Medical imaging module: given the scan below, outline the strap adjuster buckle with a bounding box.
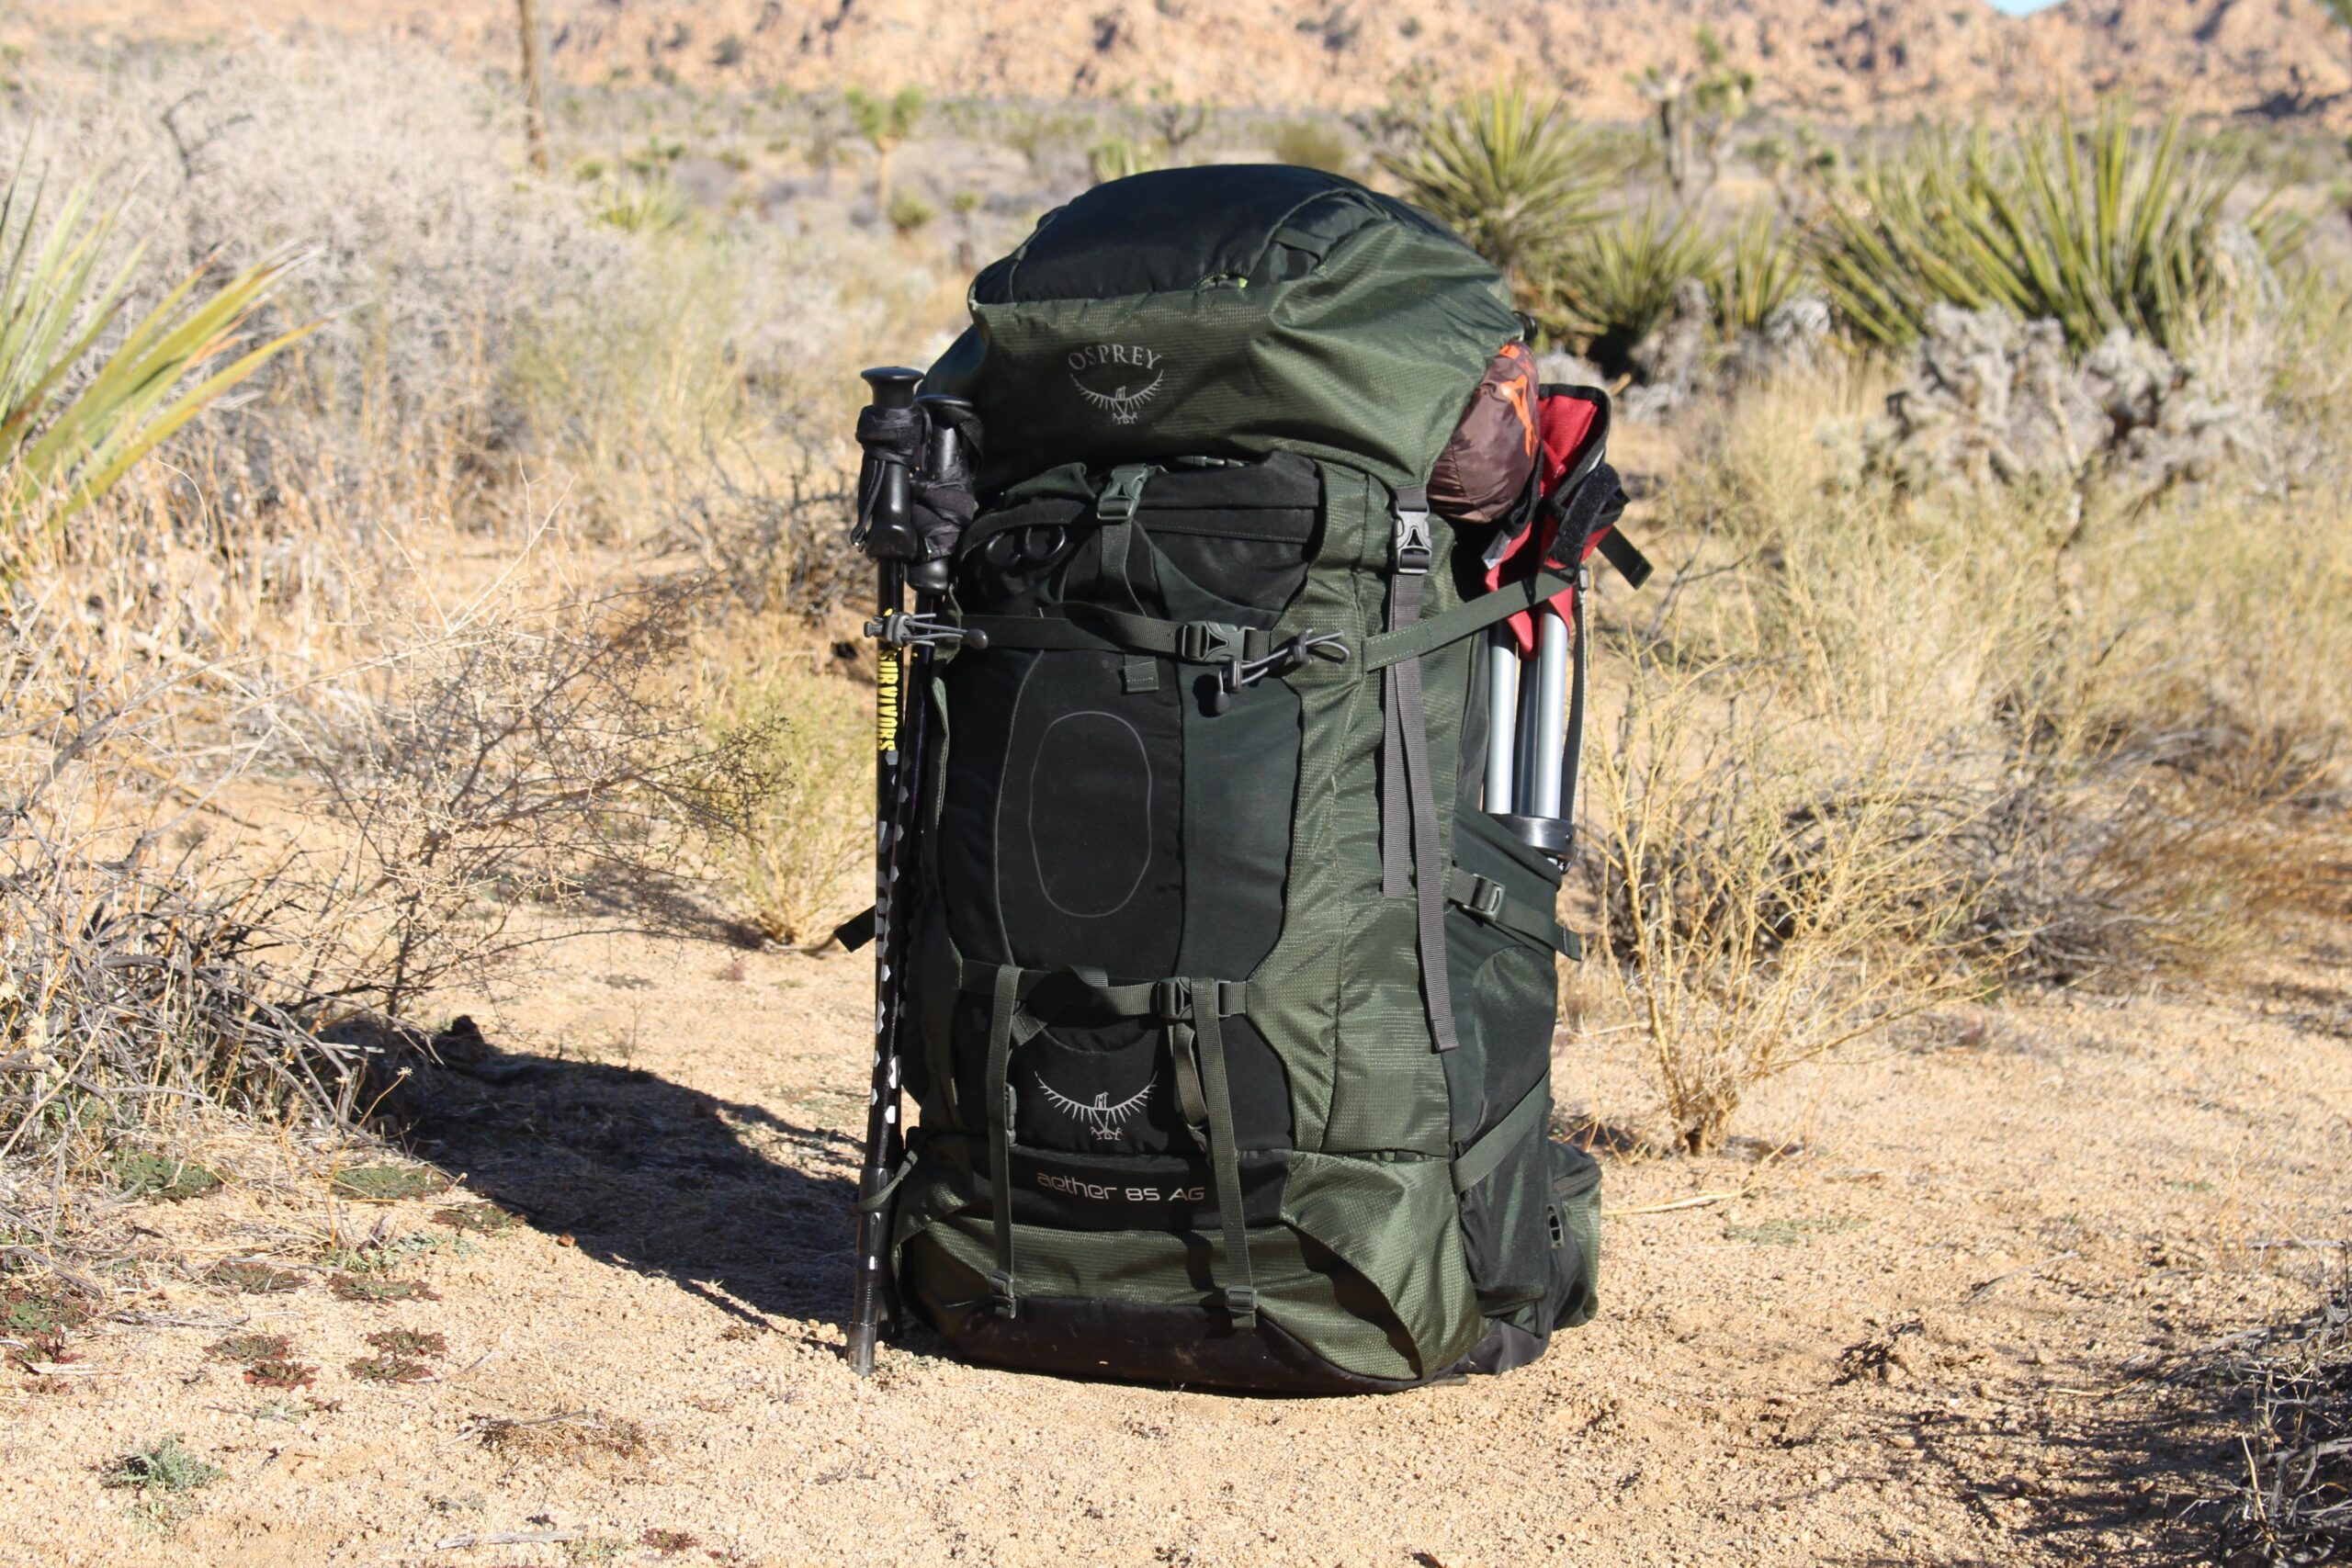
[1097,464,1153,522]
[1464,874,1507,923]
[1152,977,1194,1022]
[1223,1285,1258,1322]
[1393,503,1433,574]
[985,1269,1018,1316]
[1178,622,1246,663]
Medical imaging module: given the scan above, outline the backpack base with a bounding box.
[907,1290,1559,1395]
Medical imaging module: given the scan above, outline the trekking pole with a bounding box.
[1485,628,1520,816]
[847,366,923,1379]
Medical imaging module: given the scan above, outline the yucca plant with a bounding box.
[1378,86,1619,290]
[1,162,311,536]
[1811,107,2304,355]
[1716,203,1808,336]
[1555,201,1724,372]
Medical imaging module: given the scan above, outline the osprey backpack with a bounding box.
[876,165,1645,1392]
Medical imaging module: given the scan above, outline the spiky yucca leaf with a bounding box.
[1555,201,1724,370]
[0,161,313,533]
[1378,86,1619,287]
[1811,108,2301,355]
[1716,204,1808,336]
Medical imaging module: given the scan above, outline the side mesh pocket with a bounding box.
[1450,1081,1553,1317]
[1544,1140,1602,1331]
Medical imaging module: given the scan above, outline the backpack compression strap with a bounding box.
[1380,486,1461,1054]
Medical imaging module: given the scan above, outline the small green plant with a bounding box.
[365,1328,447,1358]
[330,1274,440,1304]
[330,1165,446,1202]
[207,1333,292,1364]
[1378,86,1619,291]
[244,1357,320,1390]
[206,1260,303,1294]
[116,1153,221,1201]
[3,1287,87,1335]
[432,1202,520,1235]
[886,191,935,237]
[641,1529,700,1557]
[346,1351,432,1383]
[1811,107,2304,354]
[1723,1215,1871,1247]
[103,1435,221,1529]
[1555,201,1724,372]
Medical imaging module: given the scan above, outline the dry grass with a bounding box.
[1586,331,2350,1144]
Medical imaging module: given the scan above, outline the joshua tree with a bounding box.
[844,85,925,209]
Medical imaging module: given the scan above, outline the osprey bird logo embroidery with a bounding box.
[1076,375,1163,425]
[1035,1073,1153,1141]
[1067,343,1167,426]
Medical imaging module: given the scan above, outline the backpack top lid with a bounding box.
[923,166,1521,492]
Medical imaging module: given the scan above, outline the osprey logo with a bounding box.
[1035,1071,1152,1141]
[1067,343,1166,425]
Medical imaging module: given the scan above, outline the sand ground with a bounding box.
[2,916,2346,1568]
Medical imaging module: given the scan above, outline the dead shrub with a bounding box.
[1585,642,1974,1154]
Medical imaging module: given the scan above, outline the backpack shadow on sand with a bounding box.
[380,1026,868,1338]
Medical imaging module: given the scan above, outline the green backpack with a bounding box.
[876,166,1639,1392]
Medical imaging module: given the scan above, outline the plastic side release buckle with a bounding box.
[1176,622,1248,664]
[1393,484,1432,573]
[1097,464,1153,523]
[1151,977,1194,1022]
[1463,874,1507,923]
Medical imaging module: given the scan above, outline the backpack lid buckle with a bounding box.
[1097,464,1154,522]
[1393,485,1433,573]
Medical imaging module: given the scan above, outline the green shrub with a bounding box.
[1377,86,1619,289]
[1811,107,2304,355]
[1554,202,1723,371]
[590,175,690,234]
[886,190,935,236]
[1087,137,1162,186]
[1270,119,1351,175]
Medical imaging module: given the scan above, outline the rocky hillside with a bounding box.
[38,0,2352,121]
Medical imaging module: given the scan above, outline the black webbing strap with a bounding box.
[1382,486,1460,1054]
[953,961,1249,1021]
[1595,527,1654,590]
[1190,983,1257,1327]
[1452,1074,1551,1195]
[1561,567,1589,856]
[1443,866,1583,962]
[984,963,1023,1315]
[957,610,1277,666]
[1362,569,1577,672]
